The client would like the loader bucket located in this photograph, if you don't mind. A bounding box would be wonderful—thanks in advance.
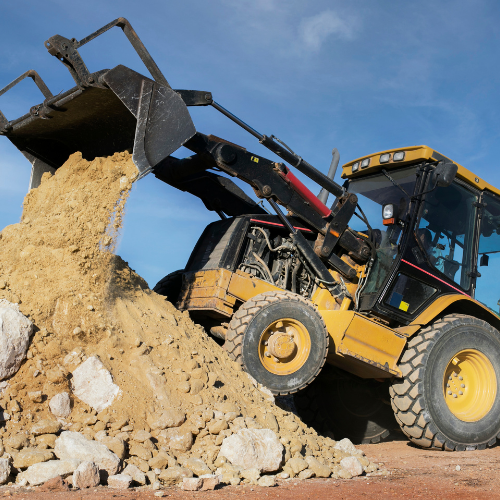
[1,65,196,190]
[0,18,198,190]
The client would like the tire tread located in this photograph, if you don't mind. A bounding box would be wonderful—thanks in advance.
[391,313,499,451]
[223,290,328,395]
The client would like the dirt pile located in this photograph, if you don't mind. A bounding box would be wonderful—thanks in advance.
[0,151,380,486]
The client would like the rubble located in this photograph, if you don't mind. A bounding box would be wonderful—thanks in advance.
[258,475,277,487]
[123,463,147,485]
[182,475,220,491]
[71,356,120,412]
[18,459,81,486]
[49,392,71,418]
[0,458,10,484]
[38,475,70,492]
[13,448,54,468]
[0,300,33,380]
[159,466,193,485]
[340,456,364,477]
[0,151,380,492]
[108,473,132,489]
[73,461,100,489]
[219,429,283,472]
[54,431,120,475]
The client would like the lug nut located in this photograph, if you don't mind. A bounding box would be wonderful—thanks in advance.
[461,384,465,388]
[459,376,463,380]
[265,352,271,358]
[453,394,457,398]
[448,391,452,395]
[459,391,463,395]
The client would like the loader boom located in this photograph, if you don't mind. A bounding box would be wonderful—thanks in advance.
[0,18,370,295]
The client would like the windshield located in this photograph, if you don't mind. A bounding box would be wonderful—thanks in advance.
[347,167,417,294]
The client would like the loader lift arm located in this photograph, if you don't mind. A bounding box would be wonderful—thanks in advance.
[0,17,370,291]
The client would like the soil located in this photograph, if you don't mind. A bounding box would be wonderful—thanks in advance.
[0,151,376,483]
[0,439,498,498]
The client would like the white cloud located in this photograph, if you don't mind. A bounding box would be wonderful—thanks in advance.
[299,10,357,51]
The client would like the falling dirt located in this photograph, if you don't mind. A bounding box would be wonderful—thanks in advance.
[0,151,376,480]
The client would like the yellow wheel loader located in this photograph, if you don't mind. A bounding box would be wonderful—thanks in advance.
[2,18,500,450]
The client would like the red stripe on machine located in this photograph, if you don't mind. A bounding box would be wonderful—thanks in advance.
[400,259,468,296]
[250,219,313,232]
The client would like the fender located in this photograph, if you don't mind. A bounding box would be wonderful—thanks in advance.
[395,294,500,337]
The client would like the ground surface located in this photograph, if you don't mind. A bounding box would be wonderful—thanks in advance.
[2,439,499,499]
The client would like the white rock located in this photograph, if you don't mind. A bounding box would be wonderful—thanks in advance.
[73,461,100,488]
[17,459,81,486]
[181,475,220,491]
[49,392,71,418]
[123,464,146,485]
[108,474,132,489]
[219,429,283,472]
[198,474,220,490]
[0,300,33,380]
[54,431,120,475]
[334,438,358,456]
[340,456,364,477]
[71,356,120,413]
[0,458,10,484]
[182,477,203,491]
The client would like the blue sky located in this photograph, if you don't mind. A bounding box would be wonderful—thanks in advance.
[2,0,500,287]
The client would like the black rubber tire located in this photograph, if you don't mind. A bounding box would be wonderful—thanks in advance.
[390,314,500,451]
[153,269,184,303]
[224,291,329,395]
[294,367,399,444]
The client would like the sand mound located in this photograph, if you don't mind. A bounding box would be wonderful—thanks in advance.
[0,152,379,483]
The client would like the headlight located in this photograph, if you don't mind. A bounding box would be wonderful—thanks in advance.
[382,204,394,219]
[352,162,359,172]
[393,151,405,161]
[379,153,391,163]
[361,158,370,168]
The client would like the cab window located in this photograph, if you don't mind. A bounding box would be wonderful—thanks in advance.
[416,181,477,291]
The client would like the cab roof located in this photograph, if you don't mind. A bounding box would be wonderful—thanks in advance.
[341,145,500,197]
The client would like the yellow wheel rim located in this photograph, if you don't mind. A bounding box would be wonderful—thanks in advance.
[258,318,311,375]
[443,349,497,422]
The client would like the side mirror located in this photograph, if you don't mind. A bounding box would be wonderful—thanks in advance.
[433,161,458,188]
[480,254,489,267]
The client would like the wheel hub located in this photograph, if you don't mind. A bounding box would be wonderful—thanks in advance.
[267,330,296,359]
[259,318,311,376]
[443,349,497,422]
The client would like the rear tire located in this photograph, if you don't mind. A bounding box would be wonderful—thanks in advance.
[153,269,184,304]
[224,291,329,395]
[390,314,500,450]
[294,367,398,444]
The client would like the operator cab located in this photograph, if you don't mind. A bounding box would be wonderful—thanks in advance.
[342,146,500,323]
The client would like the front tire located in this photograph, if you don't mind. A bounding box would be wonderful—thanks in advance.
[390,314,500,451]
[224,291,329,395]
